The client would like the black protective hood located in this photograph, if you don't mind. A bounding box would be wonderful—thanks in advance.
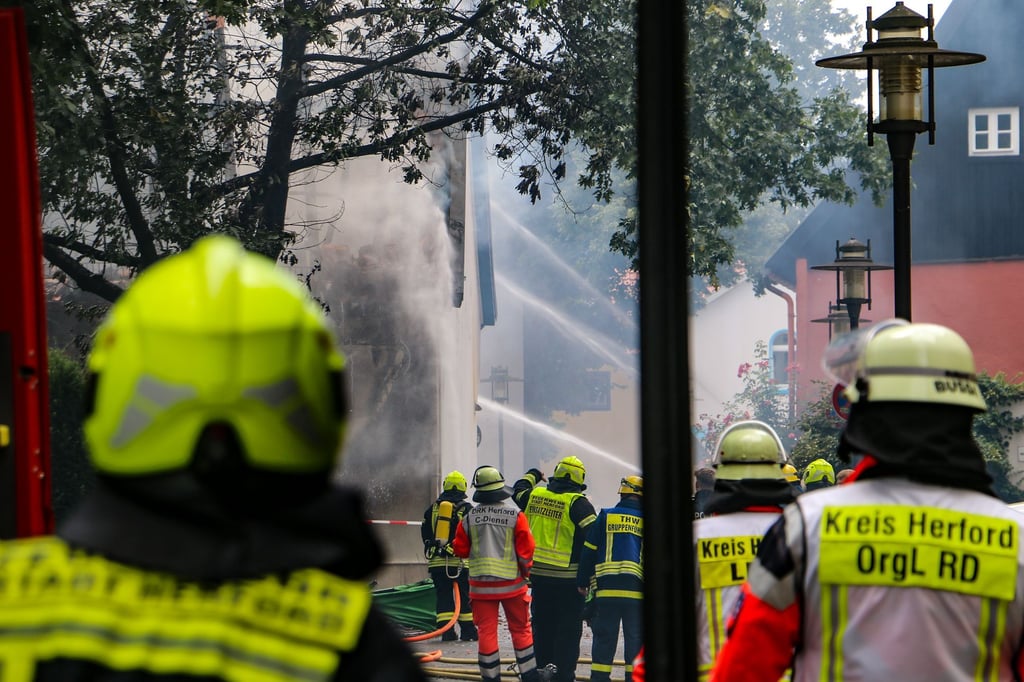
[838,401,995,496]
[547,477,585,494]
[705,478,795,515]
[59,474,385,582]
[438,489,468,503]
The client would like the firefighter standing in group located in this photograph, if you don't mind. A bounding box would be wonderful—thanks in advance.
[577,475,645,682]
[514,456,598,682]
[0,236,426,680]
[800,457,835,492]
[452,465,547,682]
[712,320,1024,681]
[422,470,477,641]
[695,420,795,681]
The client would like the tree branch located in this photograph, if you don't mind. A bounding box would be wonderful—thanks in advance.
[302,4,492,99]
[58,0,159,267]
[212,95,516,197]
[42,239,126,303]
[303,53,509,85]
[44,233,142,268]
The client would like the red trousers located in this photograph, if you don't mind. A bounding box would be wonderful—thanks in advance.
[472,593,534,653]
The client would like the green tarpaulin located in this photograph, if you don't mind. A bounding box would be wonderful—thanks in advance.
[373,579,438,633]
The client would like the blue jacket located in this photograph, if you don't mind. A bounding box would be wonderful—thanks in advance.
[577,495,643,600]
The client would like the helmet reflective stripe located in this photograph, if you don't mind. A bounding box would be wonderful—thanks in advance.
[618,475,643,496]
[245,378,302,408]
[864,366,977,381]
[473,465,505,491]
[111,377,197,448]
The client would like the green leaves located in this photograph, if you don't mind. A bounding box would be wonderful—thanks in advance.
[606,0,889,282]
[30,0,635,298]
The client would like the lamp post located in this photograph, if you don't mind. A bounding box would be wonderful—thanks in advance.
[482,366,521,472]
[811,238,892,330]
[817,2,984,321]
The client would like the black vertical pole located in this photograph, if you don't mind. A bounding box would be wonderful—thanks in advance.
[888,131,917,321]
[638,1,695,681]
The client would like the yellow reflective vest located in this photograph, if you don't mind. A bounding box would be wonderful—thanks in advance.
[0,536,372,681]
[525,486,582,574]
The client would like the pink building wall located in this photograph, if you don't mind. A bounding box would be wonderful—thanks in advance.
[793,259,1024,408]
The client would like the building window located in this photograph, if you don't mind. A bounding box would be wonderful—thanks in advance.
[969,107,1020,157]
[768,329,789,395]
[574,370,611,411]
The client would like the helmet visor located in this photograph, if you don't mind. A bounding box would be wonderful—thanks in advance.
[822,318,909,387]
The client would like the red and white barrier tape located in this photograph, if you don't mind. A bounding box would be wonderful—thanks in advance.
[368,519,423,526]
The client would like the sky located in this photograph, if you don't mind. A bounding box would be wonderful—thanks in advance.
[830,0,952,24]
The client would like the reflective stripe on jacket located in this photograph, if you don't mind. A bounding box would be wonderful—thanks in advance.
[716,477,1024,679]
[694,511,781,681]
[781,479,1024,681]
[0,536,372,681]
[578,497,644,601]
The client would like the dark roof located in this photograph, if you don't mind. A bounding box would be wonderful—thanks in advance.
[766,0,1024,286]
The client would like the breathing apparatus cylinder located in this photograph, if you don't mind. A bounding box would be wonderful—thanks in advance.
[435,500,455,542]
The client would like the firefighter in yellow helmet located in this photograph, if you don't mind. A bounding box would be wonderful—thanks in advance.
[421,470,476,641]
[713,320,1024,681]
[5,237,425,680]
[577,475,644,682]
[513,455,598,682]
[695,420,795,681]
[781,462,802,496]
[801,458,835,492]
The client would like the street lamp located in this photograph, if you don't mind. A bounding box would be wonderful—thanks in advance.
[816,2,984,321]
[481,366,521,472]
[811,302,852,341]
[811,238,892,330]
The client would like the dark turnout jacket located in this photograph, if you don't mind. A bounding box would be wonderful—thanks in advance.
[1,476,426,682]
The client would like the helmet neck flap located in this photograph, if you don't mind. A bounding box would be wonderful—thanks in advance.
[838,401,994,496]
[705,478,795,515]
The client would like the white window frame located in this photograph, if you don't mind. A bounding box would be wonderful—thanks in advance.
[969,107,1020,157]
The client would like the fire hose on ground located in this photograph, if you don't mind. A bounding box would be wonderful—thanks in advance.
[370,519,629,680]
[400,581,628,681]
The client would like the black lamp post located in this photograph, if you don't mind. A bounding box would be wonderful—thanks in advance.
[811,238,892,330]
[816,2,984,321]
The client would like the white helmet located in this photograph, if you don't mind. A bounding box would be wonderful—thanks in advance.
[711,420,787,481]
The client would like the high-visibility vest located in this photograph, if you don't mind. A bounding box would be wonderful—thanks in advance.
[465,498,527,584]
[694,511,782,681]
[525,486,581,570]
[0,535,371,681]
[793,478,1024,681]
